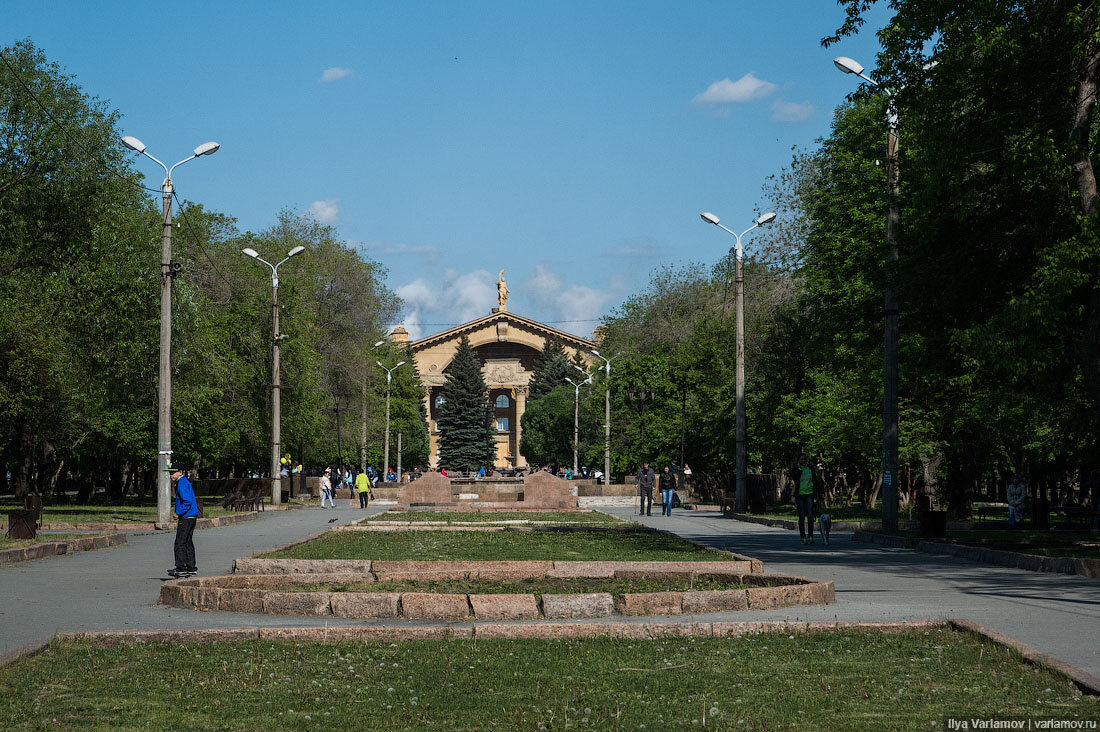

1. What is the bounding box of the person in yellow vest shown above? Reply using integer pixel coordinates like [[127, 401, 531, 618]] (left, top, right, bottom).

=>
[[355, 469, 371, 508]]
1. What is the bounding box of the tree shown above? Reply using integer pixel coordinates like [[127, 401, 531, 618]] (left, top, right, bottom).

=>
[[527, 339, 572, 400], [436, 336, 494, 471], [519, 385, 575, 467]]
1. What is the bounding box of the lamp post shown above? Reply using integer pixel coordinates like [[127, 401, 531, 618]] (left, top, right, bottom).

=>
[[376, 359, 406, 481], [243, 244, 306, 506], [330, 392, 349, 480], [565, 370, 593, 475], [699, 210, 776, 513], [121, 135, 219, 528], [363, 339, 385, 473], [591, 350, 620, 485], [834, 55, 900, 533]]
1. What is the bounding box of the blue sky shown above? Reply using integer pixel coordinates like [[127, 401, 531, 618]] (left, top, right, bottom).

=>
[[8, 1, 889, 338]]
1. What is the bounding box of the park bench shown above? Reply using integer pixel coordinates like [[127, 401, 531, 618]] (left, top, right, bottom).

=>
[[974, 502, 1010, 528], [1052, 505, 1099, 529]]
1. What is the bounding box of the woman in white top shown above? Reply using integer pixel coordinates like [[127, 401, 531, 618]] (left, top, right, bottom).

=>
[[320, 468, 334, 509]]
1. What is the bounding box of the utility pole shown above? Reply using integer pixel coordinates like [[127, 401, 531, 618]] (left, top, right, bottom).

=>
[[271, 283, 283, 506], [376, 359, 406, 481], [397, 432, 403, 483], [120, 136, 220, 528], [882, 108, 900, 533], [157, 180, 174, 527], [566, 371, 591, 476], [592, 351, 618, 486], [242, 245, 306, 508]]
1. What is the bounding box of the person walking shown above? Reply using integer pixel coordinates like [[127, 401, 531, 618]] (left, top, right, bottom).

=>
[[320, 468, 334, 509], [1007, 473, 1027, 527], [635, 461, 656, 516], [167, 468, 198, 578], [355, 468, 371, 508], [658, 464, 676, 517], [793, 454, 820, 545]]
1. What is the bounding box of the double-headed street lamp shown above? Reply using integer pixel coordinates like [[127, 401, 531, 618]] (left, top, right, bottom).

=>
[[834, 54, 901, 533], [243, 245, 306, 506], [121, 135, 219, 528], [591, 350, 621, 485], [699, 210, 777, 513], [363, 339, 386, 473], [565, 366, 593, 475], [376, 359, 406, 481]]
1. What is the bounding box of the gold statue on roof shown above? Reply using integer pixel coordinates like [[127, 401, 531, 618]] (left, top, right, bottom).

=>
[[497, 269, 508, 312]]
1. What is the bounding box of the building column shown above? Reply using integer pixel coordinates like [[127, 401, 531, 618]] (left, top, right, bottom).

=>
[[514, 386, 528, 468]]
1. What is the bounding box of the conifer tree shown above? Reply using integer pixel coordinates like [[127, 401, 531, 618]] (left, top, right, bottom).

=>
[[436, 336, 494, 470], [528, 339, 573, 400]]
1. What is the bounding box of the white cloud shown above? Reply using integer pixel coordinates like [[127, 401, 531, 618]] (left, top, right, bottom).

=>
[[304, 199, 339, 224], [320, 67, 352, 83], [523, 264, 615, 326], [692, 73, 776, 106], [771, 99, 814, 123], [395, 270, 497, 339]]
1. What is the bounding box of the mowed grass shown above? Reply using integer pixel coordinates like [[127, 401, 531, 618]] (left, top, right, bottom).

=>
[[1, 629, 1095, 731], [262, 527, 728, 561], [0, 533, 112, 551], [0, 497, 236, 526], [277, 574, 748, 595], [367, 510, 623, 524], [945, 530, 1100, 559]]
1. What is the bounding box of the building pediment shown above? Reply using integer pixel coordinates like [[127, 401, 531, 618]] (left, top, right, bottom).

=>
[[408, 310, 595, 353]]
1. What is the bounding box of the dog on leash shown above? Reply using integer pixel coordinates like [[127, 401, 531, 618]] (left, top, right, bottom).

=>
[[818, 513, 833, 545]]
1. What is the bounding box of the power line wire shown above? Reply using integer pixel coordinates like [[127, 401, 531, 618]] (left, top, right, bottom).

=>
[[171, 191, 236, 293]]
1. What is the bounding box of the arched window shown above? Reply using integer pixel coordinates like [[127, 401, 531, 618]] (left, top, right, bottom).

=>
[[495, 394, 510, 409]]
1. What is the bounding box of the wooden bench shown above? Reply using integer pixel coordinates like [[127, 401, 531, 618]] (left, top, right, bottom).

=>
[[1052, 506, 1099, 529], [974, 502, 1010, 528]]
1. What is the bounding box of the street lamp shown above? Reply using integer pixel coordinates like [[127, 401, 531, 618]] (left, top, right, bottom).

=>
[[376, 359, 406, 481], [699, 210, 776, 513], [362, 339, 386, 473], [243, 244, 306, 506], [834, 54, 901, 533], [121, 135, 219, 528], [591, 350, 621, 485], [565, 370, 593, 475]]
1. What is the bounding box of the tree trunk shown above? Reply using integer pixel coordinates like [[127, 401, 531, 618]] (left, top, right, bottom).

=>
[[1072, 24, 1100, 415], [13, 428, 34, 499]]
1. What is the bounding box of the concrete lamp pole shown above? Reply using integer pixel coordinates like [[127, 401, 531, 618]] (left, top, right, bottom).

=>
[[699, 210, 777, 513], [591, 350, 620, 486], [363, 339, 385, 474], [376, 360, 406, 481], [565, 369, 593, 475], [121, 135, 219, 528], [242, 245, 306, 507], [834, 55, 900, 534]]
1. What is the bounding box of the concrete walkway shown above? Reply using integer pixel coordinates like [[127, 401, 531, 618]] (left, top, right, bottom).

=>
[[2, 502, 1097, 679], [609, 506, 1100, 677]]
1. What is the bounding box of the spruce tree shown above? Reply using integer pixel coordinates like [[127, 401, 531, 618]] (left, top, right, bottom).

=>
[[436, 336, 494, 470], [528, 339, 573, 400]]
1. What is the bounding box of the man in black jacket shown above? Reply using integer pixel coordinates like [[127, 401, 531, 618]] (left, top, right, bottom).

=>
[[634, 462, 656, 516]]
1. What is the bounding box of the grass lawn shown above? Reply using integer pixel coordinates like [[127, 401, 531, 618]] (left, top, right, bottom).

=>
[[0, 497, 240, 526], [0, 533, 111, 551], [752, 504, 916, 523], [944, 530, 1100, 559], [262, 527, 729, 562], [277, 574, 748, 595], [1, 628, 1094, 730], [367, 510, 623, 524]]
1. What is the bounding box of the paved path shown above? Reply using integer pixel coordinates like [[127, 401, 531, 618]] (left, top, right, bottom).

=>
[[2, 503, 1097, 679], [608, 506, 1100, 676]]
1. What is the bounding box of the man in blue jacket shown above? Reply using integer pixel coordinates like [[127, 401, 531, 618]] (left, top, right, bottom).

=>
[[168, 468, 198, 578]]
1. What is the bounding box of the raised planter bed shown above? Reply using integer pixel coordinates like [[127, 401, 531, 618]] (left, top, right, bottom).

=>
[[0, 532, 127, 565], [159, 566, 833, 618]]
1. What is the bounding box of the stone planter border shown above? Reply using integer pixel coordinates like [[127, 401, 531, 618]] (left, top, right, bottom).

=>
[[16, 619, 1095, 696], [732, 513, 974, 533], [159, 567, 833, 618], [1, 510, 264, 534], [852, 530, 1100, 579], [0, 533, 127, 566]]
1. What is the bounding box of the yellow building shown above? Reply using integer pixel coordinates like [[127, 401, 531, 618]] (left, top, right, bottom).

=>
[[392, 307, 595, 469]]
